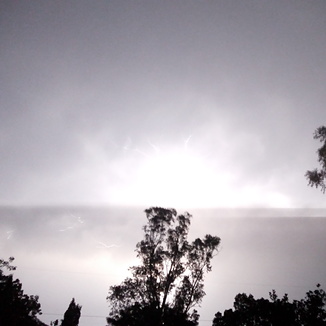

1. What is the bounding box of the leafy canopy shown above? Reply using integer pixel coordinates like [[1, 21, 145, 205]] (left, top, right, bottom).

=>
[[61, 298, 82, 326], [212, 284, 326, 326], [107, 207, 220, 326], [305, 126, 326, 193]]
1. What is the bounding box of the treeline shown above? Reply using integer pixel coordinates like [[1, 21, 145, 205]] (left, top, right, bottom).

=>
[[1, 207, 326, 326], [1, 255, 326, 326], [213, 285, 326, 326]]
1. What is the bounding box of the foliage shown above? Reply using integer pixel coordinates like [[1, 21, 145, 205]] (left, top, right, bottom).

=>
[[0, 257, 45, 326], [50, 298, 82, 326], [107, 207, 220, 326], [305, 126, 326, 193], [294, 284, 326, 326], [61, 298, 82, 326], [212, 284, 326, 326]]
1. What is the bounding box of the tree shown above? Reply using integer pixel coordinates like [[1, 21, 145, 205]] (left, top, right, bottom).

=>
[[0, 257, 45, 326], [50, 298, 82, 326], [61, 298, 82, 326], [305, 126, 326, 193], [294, 284, 326, 326], [212, 285, 326, 326], [106, 207, 220, 326]]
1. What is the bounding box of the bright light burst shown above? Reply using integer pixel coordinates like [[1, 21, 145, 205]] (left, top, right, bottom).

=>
[[108, 138, 292, 209], [110, 141, 236, 208]]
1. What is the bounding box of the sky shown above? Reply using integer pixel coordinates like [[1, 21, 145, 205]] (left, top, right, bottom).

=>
[[1, 1, 326, 326], [1, 0, 326, 208]]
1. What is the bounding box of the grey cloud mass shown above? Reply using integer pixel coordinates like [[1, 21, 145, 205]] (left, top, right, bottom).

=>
[[1, 0, 326, 207]]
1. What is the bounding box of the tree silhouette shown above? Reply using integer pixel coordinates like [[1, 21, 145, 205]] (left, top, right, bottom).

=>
[[294, 284, 326, 326], [61, 298, 82, 326], [50, 299, 82, 326], [107, 207, 220, 326], [0, 257, 45, 326], [305, 126, 326, 193], [212, 284, 326, 326]]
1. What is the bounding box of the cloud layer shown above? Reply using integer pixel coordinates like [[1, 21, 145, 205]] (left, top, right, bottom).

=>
[[1, 1, 326, 207]]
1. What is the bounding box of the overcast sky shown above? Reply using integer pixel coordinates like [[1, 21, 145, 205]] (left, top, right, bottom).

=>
[[1, 1, 326, 326], [1, 0, 326, 208]]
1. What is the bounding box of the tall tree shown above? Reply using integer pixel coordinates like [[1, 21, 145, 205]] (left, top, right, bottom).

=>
[[107, 207, 220, 326], [305, 126, 326, 193]]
